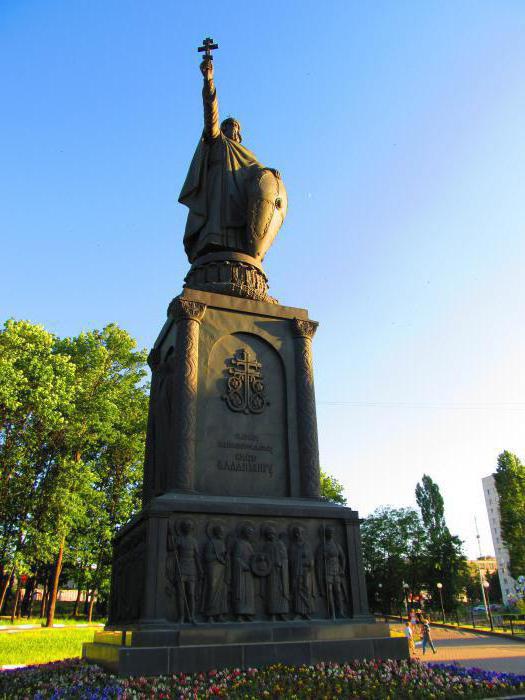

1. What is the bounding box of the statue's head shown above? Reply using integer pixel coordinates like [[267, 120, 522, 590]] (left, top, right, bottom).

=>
[[263, 525, 276, 542], [242, 524, 254, 540], [292, 525, 304, 542], [221, 118, 242, 143], [180, 519, 193, 535], [212, 524, 224, 539]]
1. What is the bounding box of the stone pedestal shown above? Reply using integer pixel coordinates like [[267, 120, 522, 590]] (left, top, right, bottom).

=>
[[84, 289, 406, 674]]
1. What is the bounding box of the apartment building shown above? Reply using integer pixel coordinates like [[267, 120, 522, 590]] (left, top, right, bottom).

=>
[[482, 474, 516, 605]]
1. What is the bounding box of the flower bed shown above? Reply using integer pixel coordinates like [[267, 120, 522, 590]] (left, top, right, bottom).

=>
[[1, 658, 525, 699]]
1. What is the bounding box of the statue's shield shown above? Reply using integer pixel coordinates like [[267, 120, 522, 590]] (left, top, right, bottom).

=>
[[245, 168, 288, 261]]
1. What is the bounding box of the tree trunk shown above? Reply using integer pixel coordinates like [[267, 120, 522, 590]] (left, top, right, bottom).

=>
[[45, 534, 65, 628], [0, 567, 14, 615], [21, 577, 35, 617], [87, 589, 96, 623], [10, 583, 21, 624], [72, 587, 82, 618], [39, 582, 47, 618]]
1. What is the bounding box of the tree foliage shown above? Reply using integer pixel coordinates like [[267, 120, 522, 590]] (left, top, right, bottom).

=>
[[415, 474, 469, 610], [0, 320, 148, 622], [361, 506, 426, 613], [494, 450, 525, 579], [361, 476, 469, 613], [320, 471, 347, 505]]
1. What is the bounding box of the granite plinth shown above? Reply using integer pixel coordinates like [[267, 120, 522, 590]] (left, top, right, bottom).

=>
[[85, 289, 401, 677], [83, 620, 407, 676]]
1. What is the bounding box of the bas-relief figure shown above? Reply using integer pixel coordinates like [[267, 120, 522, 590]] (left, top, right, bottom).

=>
[[289, 525, 315, 620], [261, 525, 289, 620], [315, 525, 347, 620], [202, 523, 229, 622], [232, 523, 256, 621], [166, 519, 203, 623]]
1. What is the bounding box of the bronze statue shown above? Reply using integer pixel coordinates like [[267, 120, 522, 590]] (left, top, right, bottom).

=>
[[289, 525, 315, 620], [179, 39, 287, 301], [260, 525, 289, 621], [231, 522, 256, 621], [315, 525, 347, 620], [202, 523, 230, 622], [166, 518, 202, 623]]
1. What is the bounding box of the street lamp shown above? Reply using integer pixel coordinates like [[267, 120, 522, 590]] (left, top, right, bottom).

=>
[[483, 581, 494, 631], [402, 582, 409, 616], [436, 582, 445, 624]]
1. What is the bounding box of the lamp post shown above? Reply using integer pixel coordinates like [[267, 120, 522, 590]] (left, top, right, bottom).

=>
[[402, 582, 409, 616], [483, 580, 494, 631], [436, 582, 445, 624]]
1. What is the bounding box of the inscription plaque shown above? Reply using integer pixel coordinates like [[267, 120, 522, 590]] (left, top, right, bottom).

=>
[[196, 332, 288, 497]]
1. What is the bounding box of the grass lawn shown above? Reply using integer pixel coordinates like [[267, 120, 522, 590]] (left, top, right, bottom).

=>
[[0, 627, 96, 666], [0, 616, 105, 627]]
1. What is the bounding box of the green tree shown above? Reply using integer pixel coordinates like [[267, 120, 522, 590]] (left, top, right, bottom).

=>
[[320, 471, 347, 504], [49, 325, 148, 622], [0, 320, 77, 615], [0, 320, 148, 624], [415, 474, 468, 611], [494, 451, 525, 579], [486, 569, 502, 603], [361, 506, 426, 614]]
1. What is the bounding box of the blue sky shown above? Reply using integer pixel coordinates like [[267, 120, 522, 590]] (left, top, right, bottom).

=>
[[2, 1, 525, 559]]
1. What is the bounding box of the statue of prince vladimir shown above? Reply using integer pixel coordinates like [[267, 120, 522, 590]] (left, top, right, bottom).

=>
[[179, 39, 287, 300]]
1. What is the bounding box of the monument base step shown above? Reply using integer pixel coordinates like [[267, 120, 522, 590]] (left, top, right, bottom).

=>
[[83, 620, 407, 676]]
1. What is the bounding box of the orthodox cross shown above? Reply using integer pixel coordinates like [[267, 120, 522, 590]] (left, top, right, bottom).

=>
[[232, 349, 261, 381], [224, 349, 266, 414], [198, 37, 219, 60]]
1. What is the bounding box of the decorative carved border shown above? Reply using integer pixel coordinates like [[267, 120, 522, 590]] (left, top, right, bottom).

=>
[[291, 318, 318, 340], [168, 298, 207, 323]]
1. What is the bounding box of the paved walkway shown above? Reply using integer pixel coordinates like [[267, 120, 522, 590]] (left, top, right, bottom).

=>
[[395, 624, 525, 675]]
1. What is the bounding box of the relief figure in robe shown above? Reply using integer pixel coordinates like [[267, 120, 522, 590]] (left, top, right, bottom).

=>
[[261, 525, 289, 620], [202, 523, 230, 622], [289, 525, 316, 619], [232, 523, 256, 621]]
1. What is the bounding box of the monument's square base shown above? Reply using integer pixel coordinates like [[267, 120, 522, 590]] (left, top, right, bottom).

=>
[[83, 493, 408, 675], [83, 619, 406, 676]]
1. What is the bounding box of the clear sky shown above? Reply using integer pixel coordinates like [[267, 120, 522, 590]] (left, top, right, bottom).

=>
[[2, 1, 525, 559]]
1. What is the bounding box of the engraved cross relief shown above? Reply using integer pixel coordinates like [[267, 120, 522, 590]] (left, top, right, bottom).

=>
[[223, 349, 267, 414]]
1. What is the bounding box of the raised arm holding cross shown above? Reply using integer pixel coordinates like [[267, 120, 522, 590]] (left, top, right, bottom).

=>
[[197, 37, 241, 143], [198, 37, 217, 86]]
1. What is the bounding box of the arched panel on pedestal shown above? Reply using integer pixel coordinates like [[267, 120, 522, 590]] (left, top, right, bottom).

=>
[[195, 331, 289, 497]]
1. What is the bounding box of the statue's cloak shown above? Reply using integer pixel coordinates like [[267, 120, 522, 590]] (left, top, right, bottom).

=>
[[179, 133, 261, 261]]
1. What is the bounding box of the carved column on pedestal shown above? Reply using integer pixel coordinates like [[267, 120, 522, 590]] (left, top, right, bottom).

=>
[[345, 518, 371, 619], [167, 298, 207, 492], [291, 318, 320, 499]]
